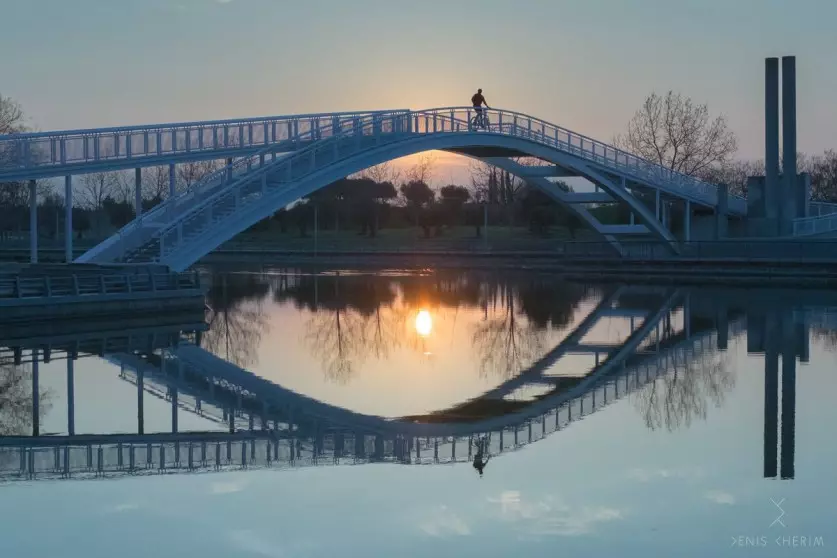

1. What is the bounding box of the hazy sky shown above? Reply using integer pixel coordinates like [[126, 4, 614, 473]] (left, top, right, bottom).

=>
[[1, 0, 836, 176]]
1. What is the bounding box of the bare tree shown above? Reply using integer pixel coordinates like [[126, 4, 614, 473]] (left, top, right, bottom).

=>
[[143, 166, 170, 202], [0, 93, 25, 135], [0, 363, 52, 436], [177, 160, 220, 192], [404, 152, 437, 185], [615, 91, 737, 177], [632, 349, 735, 432], [357, 161, 402, 185], [468, 159, 529, 205], [808, 150, 837, 202], [112, 171, 134, 204], [78, 172, 117, 210], [0, 94, 28, 219], [700, 159, 763, 197]]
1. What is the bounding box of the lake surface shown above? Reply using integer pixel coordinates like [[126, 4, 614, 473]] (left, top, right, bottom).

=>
[[1, 265, 836, 557]]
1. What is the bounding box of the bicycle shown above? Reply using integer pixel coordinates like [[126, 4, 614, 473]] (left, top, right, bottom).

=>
[[470, 109, 490, 130]]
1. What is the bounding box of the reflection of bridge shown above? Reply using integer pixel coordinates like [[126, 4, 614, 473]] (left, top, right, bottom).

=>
[[0, 316, 206, 440], [1, 287, 743, 480]]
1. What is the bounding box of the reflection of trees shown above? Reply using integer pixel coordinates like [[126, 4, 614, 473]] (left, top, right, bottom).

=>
[[0, 363, 51, 436], [278, 274, 400, 383], [632, 349, 736, 431], [812, 328, 837, 352], [473, 277, 588, 380], [473, 283, 545, 380], [202, 274, 270, 368], [270, 270, 591, 383]]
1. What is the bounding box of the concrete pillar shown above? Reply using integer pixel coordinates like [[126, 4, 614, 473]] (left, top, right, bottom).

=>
[[715, 184, 728, 239], [64, 175, 73, 262], [171, 387, 178, 433], [782, 56, 797, 197], [67, 359, 75, 436], [765, 57, 780, 224], [796, 173, 810, 218], [29, 180, 38, 263], [226, 157, 233, 182], [684, 201, 691, 242], [32, 348, 39, 437], [168, 164, 176, 197], [135, 168, 143, 217], [780, 314, 796, 480], [763, 342, 779, 479]]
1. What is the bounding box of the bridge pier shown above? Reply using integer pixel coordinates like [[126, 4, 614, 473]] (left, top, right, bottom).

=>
[[31, 348, 39, 436], [171, 386, 179, 434], [29, 180, 38, 263], [780, 56, 797, 236], [765, 57, 780, 231], [137, 367, 144, 435], [67, 358, 75, 436], [684, 201, 691, 242], [780, 315, 796, 480], [64, 175, 73, 263]]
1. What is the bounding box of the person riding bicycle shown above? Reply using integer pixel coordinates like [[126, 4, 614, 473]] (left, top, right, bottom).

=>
[[472, 437, 490, 477], [471, 89, 490, 128]]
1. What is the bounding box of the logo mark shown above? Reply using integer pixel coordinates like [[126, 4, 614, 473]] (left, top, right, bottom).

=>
[[770, 498, 786, 528]]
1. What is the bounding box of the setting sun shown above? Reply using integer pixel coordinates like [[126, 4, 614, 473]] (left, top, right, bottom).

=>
[[415, 309, 433, 337]]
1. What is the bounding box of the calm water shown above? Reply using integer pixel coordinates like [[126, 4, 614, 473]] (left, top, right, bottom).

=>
[[1, 266, 836, 557]]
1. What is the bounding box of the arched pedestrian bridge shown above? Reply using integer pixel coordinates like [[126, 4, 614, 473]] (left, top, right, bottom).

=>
[[2, 108, 767, 268]]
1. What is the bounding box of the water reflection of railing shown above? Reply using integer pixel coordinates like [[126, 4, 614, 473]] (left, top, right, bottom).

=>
[[0, 309, 740, 481]]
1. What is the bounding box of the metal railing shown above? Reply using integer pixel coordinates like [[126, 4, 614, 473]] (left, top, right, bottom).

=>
[[75, 112, 409, 264], [0, 270, 202, 305], [149, 108, 726, 268], [793, 212, 837, 237], [77, 107, 746, 268], [2, 106, 736, 214], [408, 107, 744, 213], [0, 109, 409, 180]]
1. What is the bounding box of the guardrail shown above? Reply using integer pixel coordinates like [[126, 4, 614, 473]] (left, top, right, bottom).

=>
[[410, 107, 744, 213], [209, 238, 837, 263], [0, 110, 410, 180], [792, 212, 837, 237], [0, 270, 202, 305], [808, 202, 837, 217]]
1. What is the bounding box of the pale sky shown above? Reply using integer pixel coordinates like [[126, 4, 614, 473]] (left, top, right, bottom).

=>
[[2, 0, 836, 183]]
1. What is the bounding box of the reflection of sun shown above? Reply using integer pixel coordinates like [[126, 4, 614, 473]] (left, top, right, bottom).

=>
[[415, 309, 433, 337]]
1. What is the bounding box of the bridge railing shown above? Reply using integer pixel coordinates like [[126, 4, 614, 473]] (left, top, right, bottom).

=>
[[808, 202, 837, 217], [76, 111, 410, 263], [153, 112, 413, 262], [408, 107, 745, 214], [0, 269, 202, 305], [792, 213, 837, 237], [0, 109, 410, 180]]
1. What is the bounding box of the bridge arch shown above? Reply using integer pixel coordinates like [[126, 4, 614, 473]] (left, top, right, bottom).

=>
[[152, 132, 674, 270]]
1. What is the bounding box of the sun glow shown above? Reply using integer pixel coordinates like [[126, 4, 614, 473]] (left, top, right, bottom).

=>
[[415, 309, 433, 337]]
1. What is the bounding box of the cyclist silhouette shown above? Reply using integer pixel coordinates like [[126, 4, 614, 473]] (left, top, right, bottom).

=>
[[471, 89, 490, 129], [472, 436, 490, 477]]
